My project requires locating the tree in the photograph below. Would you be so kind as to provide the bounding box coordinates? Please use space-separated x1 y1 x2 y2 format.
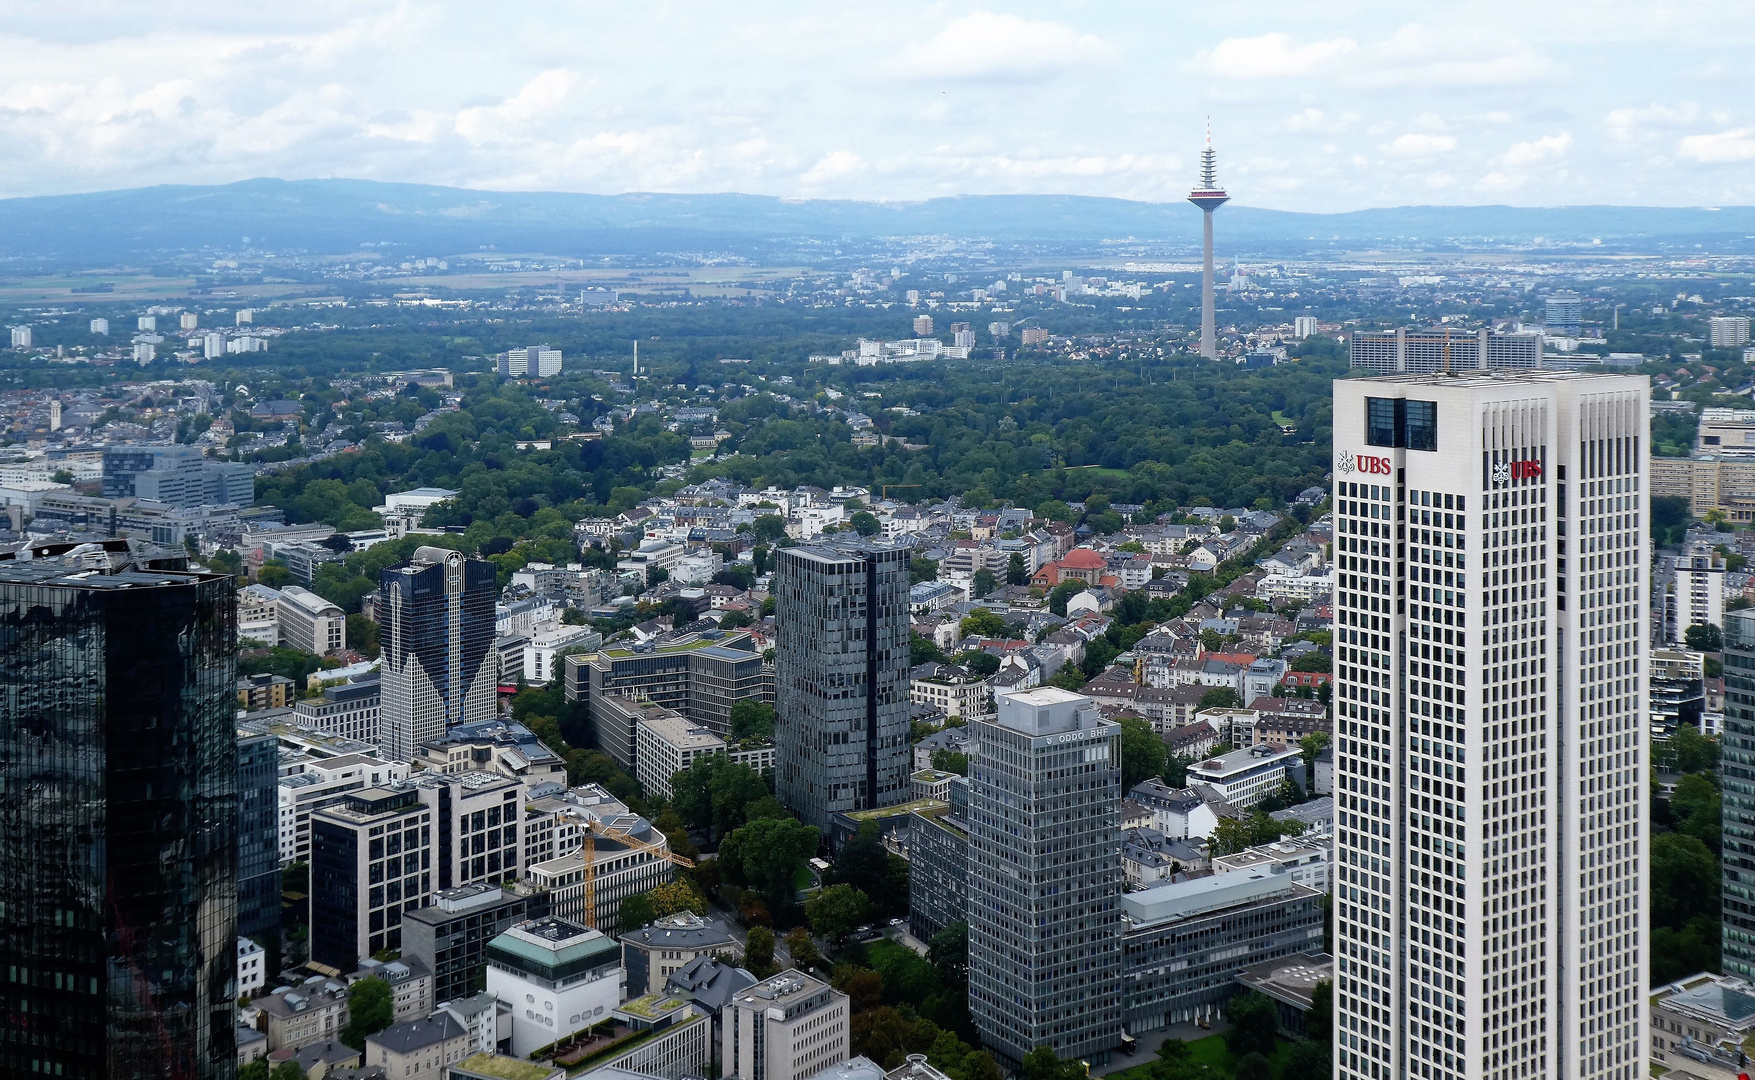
929 923 968 988
719 815 820 912
618 892 658 934
270 1063 306 1080
339 976 393 1050
1047 580 1082 617
1116 715 1167 790
954 650 1000 677
1672 772 1723 853
959 608 1007 640
1289 652 1331 673
931 749 969 776
1671 722 1720 775
745 925 778 977
1232 1053 1273 1080
972 568 998 598
730 699 777 742
806 883 874 944
240 1063 270 1080
1305 979 1332 1043
646 878 709 918
784 926 822 972
1048 661 1085 690
911 556 939 584
1298 731 1331 770
1021 1046 1086 1080
672 755 771 842
753 514 788 543
1208 816 1257 858
912 632 948 666
1652 831 1720 935
1223 991 1280 1058
827 821 907 914
1006 552 1029 586
1198 686 1243 711
1685 622 1724 652
257 560 293 587
346 613 380 657
1035 500 1076 524
849 511 881 536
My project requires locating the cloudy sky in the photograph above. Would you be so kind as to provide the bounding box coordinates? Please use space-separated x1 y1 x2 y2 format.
2 1 1751 212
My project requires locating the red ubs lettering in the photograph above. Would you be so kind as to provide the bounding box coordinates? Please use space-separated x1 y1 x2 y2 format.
1511 460 1542 479
1359 455 1392 475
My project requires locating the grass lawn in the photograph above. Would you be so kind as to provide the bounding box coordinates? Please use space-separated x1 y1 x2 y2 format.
1106 1034 1295 1080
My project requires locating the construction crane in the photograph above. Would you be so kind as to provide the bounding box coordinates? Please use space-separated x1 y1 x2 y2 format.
562 813 695 931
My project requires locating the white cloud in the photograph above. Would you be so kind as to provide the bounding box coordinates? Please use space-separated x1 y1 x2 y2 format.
1386 133 1456 158
801 150 865 185
897 12 1113 82
1497 132 1572 166
1196 33 1355 79
1679 128 1755 163
1344 25 1553 89
454 69 575 145
1607 102 1700 142
1281 108 1358 134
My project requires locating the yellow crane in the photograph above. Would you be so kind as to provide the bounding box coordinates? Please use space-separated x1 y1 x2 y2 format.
563 813 695 931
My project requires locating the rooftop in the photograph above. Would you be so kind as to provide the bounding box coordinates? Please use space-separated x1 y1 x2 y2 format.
1121 868 1317 929
450 1053 561 1080
1233 952 1335 1012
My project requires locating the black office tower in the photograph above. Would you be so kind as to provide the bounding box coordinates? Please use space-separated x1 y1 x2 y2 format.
379 546 497 762
238 729 283 948
0 550 238 1079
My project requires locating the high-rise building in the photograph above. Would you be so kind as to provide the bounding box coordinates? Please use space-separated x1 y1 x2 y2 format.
772 540 913 833
1711 316 1753 349
90 317 109 335
913 314 934 337
1330 370 1649 1080
497 345 562 378
967 687 1122 1066
379 547 496 762
1187 125 1229 359
309 786 435 972
102 444 255 508
239 728 284 946
1721 610 1755 977
1665 540 1725 644
1294 315 1319 339
1350 328 1544 374
0 543 238 1079
1546 290 1584 337
9 325 31 349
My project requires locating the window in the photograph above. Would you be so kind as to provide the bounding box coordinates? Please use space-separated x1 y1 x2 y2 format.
1365 397 1438 451
1366 398 1398 448
1404 400 1437 451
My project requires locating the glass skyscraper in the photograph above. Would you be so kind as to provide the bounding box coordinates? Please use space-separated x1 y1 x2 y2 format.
379 546 496 762
772 539 912 833
1722 609 1755 976
0 549 238 1079
238 728 283 947
966 687 1121 1067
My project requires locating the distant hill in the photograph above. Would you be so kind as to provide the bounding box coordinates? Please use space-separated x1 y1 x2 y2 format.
1 178 1752 265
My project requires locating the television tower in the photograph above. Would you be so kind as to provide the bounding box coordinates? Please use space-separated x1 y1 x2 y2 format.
1187 122 1229 359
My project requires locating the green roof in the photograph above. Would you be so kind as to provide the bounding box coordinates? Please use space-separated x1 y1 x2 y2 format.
452 1054 559 1080
616 993 692 1021
845 797 946 822
601 635 725 659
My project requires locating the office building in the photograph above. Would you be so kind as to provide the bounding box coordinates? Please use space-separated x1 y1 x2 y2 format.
277 748 409 864
1650 455 1755 522
1546 290 1583 337
379 547 497 762
309 787 436 972
1120 870 1326 1032
525 815 676 933
1721 611 1755 977
1349 328 1544 374
0 547 238 1079
1666 540 1725 644
102 444 255 508
724 971 851 1080
497 345 563 378
1649 972 1755 1072
486 917 623 1059
1186 744 1303 809
635 706 730 801
908 799 969 944
294 674 384 747
967 687 1122 1066
279 584 348 653
414 716 568 784
773 540 913 832
239 581 283 645
1696 407 1755 457
566 633 771 771
403 884 531 1006
1711 316 1752 349
621 911 740 996
605 995 713 1078
239 728 284 945
1331 370 1649 1080
406 770 526 891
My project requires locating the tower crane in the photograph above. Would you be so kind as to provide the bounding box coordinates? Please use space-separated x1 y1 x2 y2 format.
553 810 695 931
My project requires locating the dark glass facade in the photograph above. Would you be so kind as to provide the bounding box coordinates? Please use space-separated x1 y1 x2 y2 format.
1723 609 1755 976
238 730 282 946
379 548 496 761
0 562 237 1080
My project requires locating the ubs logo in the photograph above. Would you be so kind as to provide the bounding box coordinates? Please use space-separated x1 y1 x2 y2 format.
1493 459 1542 484
1345 453 1392 475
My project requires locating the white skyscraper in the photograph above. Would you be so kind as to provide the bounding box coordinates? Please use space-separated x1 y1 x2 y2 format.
1330 370 1649 1080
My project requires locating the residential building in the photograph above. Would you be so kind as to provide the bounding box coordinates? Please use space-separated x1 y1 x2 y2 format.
403 884 531 1006
526 621 600 685
1711 316 1753 349
0 550 238 1080
257 976 351 1052
239 729 284 944
1651 648 1708 741
239 937 267 996
435 992 503 1056
636 707 730 801
486 917 623 1059
773 540 914 832
1127 777 1234 840
1331 371 1649 1080
349 956 435 1024
379 547 497 762
279 584 348 653
908 663 992 719
309 787 436 972
724 970 851 1080
665 955 757 1069
1120 870 1326 1032
365 1011 472 1080
294 674 384 747
239 581 284 645
1667 541 1725 644
968 687 1122 1066
498 345 563 378
1186 744 1302 809
1348 328 1543 374
239 671 295 710
621 912 740 996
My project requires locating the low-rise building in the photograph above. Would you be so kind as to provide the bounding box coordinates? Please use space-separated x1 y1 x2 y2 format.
258 976 351 1052
605 994 713 1078
403 884 533 1006
1120 870 1326 1032
1232 952 1335 1039
665 955 758 1065
1649 972 1755 1074
1127 777 1237 840
724 970 851 1080
279 584 347 654
621 911 741 997
1186 744 1303 809
348 956 434 1025
238 937 267 997
486 917 624 1059
908 664 992 720
635 708 729 802
1211 835 1331 891
239 582 283 646
238 672 294 711
294 674 383 747
364 1011 471 1080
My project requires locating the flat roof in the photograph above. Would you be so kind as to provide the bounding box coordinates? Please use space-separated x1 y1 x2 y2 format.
1122 869 1315 928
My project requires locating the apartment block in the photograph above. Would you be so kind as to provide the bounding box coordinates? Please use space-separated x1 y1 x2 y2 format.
724 970 851 1080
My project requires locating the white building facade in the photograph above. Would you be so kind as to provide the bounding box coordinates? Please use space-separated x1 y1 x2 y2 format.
1331 371 1648 1080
